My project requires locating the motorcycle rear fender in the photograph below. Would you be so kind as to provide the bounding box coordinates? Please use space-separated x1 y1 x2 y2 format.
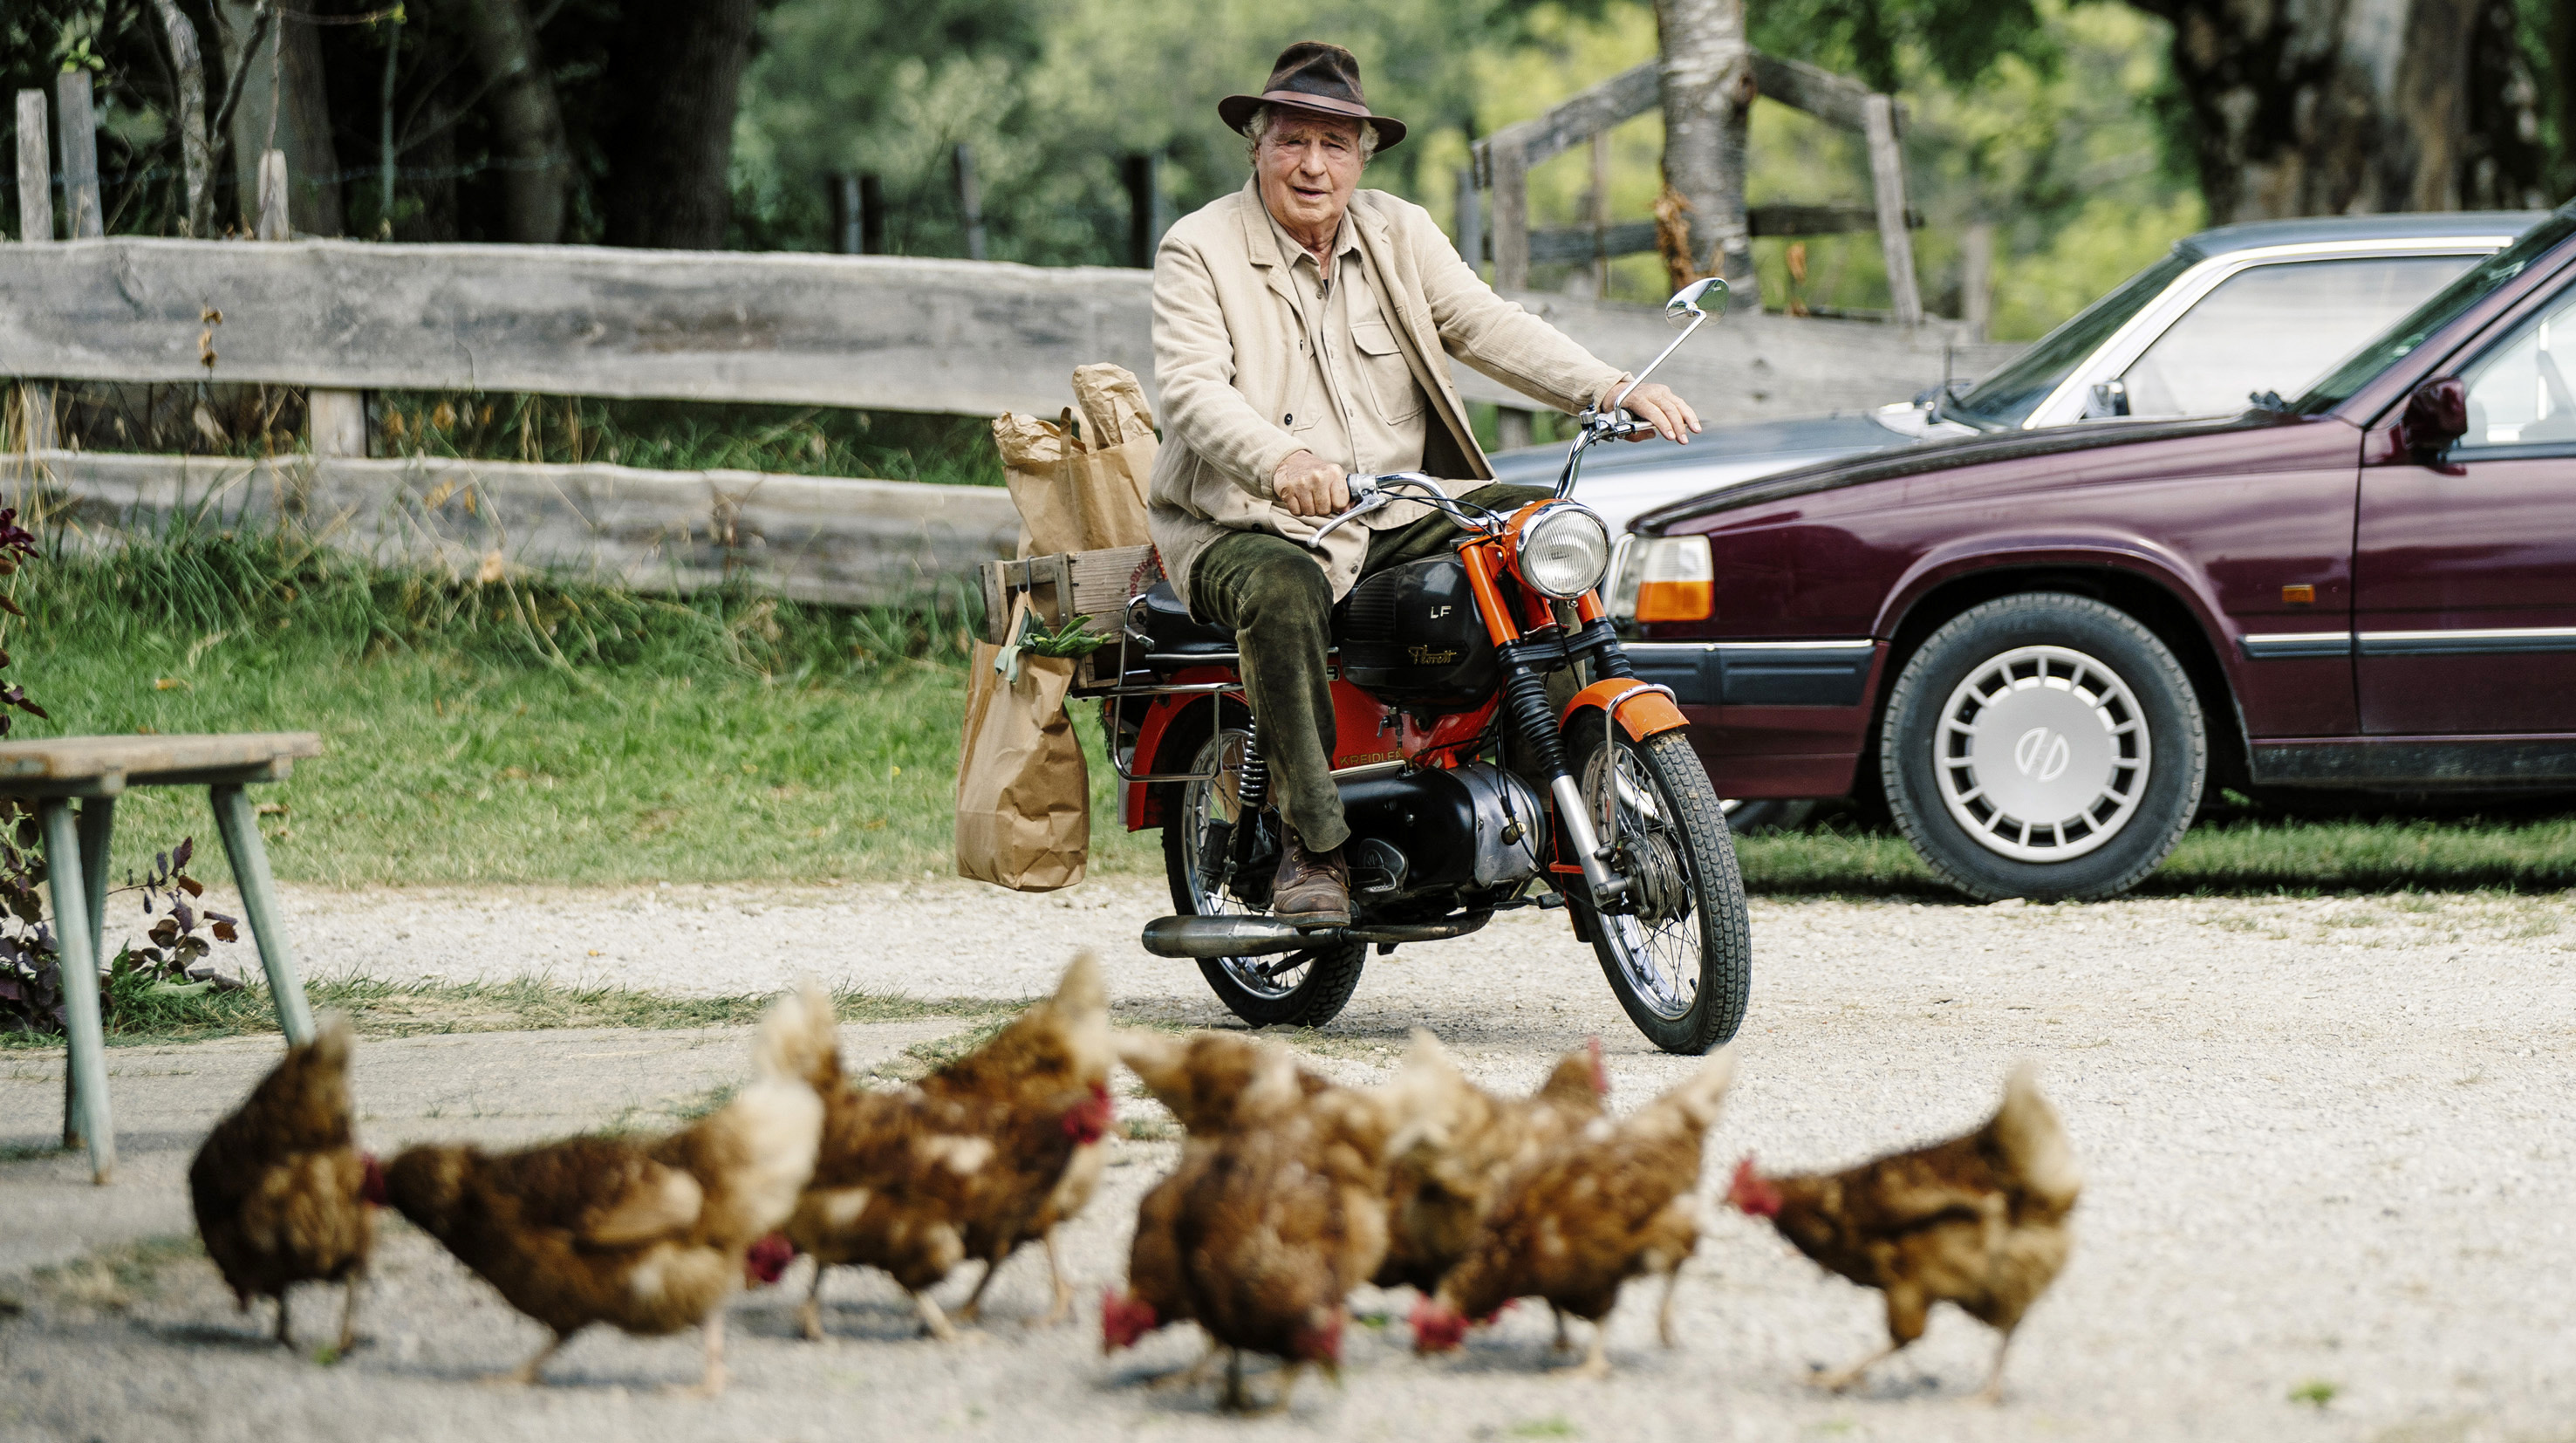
1561 679 1687 742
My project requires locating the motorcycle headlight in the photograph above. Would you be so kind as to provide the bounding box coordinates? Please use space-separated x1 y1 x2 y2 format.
1516 503 1613 600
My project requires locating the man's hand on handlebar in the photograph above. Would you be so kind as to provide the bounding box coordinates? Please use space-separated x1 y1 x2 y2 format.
1274 450 1351 517
1609 380 1703 444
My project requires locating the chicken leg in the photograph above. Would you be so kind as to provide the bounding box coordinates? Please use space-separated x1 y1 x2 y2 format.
798 1263 830 1342
1219 1349 1250 1412
663 1312 728 1399
1035 1230 1076 1327
1974 1330 2017 1405
1550 1304 1572 1354
336 1275 365 1352
1657 1264 1683 1349
272 1292 294 1347
953 1259 1000 1324
1568 1316 1612 1380
912 1288 961 1343
483 1332 564 1387
1809 1340 1904 1394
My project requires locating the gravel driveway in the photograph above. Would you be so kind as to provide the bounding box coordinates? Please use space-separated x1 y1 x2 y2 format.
3 879 2571 1443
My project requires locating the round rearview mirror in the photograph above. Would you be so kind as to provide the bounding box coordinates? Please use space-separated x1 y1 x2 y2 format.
1666 277 1726 328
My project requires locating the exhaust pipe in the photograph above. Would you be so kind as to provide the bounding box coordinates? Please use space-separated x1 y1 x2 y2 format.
1140 912 1494 960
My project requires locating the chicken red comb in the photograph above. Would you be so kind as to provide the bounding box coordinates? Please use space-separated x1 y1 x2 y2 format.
359 1152 388 1208
1725 1155 1782 1217
1100 1288 1158 1353
743 1233 799 1287
1586 1036 1609 1097
1409 1296 1469 1354
1064 1080 1116 1146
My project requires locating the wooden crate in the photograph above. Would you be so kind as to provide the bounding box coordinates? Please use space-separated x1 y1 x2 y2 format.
979 544 1164 644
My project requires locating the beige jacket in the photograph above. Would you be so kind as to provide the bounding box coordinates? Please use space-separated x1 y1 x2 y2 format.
1148 181 1627 608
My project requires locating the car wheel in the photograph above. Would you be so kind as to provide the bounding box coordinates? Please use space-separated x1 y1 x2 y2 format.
1880 593 2206 901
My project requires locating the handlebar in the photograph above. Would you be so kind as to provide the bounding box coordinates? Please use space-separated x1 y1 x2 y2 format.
1309 472 1507 543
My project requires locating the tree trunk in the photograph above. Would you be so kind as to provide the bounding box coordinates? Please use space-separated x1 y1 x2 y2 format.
598 0 761 249
455 0 569 243
2141 0 2548 222
215 0 345 236
1653 0 1758 307
147 0 215 236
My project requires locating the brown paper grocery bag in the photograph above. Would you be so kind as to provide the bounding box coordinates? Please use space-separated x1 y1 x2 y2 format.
954 622 1090 892
1068 364 1158 548
990 409 1085 557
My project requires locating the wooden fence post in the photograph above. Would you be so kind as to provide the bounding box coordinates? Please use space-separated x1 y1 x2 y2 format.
1453 165 1482 275
249 149 366 458
1589 131 1611 297
256 149 290 242
830 172 862 256
1862 94 1923 327
55 72 101 241
858 173 884 255
17 90 59 452
1961 221 1992 342
12 91 46 243
954 143 986 263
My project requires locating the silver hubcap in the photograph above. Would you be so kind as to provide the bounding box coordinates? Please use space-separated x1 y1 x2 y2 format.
1582 739 1700 1020
1933 644 2149 862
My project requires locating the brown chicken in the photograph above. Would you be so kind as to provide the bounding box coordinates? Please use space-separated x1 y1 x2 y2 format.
1104 1041 1409 1412
1375 1031 1609 1294
385 987 826 1393
189 1013 382 1351
1412 1049 1735 1377
783 953 1114 1338
1725 1063 2081 1403
1112 1028 1329 1136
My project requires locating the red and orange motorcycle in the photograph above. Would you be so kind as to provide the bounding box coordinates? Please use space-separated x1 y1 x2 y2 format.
1110 277 1747 1055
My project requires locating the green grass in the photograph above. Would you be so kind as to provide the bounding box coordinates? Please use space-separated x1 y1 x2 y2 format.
11 523 2575 900
1734 809 2576 899
0 975 1022 1051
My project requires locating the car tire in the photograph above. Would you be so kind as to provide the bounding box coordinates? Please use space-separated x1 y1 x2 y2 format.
1880 593 2206 901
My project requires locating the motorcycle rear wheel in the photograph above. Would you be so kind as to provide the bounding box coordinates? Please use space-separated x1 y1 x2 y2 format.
1565 721 1752 1054
1158 727 1365 1030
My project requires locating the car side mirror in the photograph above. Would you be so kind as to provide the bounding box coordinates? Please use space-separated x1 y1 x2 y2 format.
2084 380 2129 420
2396 377 2468 462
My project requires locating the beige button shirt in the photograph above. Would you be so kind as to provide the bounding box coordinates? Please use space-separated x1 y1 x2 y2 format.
1263 209 1431 479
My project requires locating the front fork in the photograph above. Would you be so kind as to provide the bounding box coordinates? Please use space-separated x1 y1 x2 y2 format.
1502 619 1632 906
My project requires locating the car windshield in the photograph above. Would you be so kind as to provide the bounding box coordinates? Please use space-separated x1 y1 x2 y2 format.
2297 209 2576 414
1945 250 2196 429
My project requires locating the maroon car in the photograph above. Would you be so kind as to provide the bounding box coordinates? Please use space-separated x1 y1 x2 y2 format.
1620 202 2576 900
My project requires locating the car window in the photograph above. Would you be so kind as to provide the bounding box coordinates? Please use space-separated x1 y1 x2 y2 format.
2299 208 2576 413
2457 284 2576 451
2116 256 2477 419
1946 251 2196 429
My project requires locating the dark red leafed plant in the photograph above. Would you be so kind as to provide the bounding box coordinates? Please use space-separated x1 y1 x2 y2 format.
0 509 238 1037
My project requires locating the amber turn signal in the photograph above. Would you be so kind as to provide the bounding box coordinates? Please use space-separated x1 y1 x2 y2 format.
1633 536 1716 623
2281 584 2316 605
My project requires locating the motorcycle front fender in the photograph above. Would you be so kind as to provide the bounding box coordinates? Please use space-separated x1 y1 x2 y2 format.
1560 679 1687 743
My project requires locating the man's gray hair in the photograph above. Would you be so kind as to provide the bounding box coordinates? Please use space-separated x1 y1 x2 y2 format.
1245 103 1378 166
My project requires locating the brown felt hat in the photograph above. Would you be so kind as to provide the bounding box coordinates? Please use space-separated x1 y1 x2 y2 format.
1220 41 1406 152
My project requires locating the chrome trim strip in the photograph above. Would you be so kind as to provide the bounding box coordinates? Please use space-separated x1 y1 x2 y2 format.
1329 760 1406 781
1623 639 1876 655
2239 630 2354 660
2356 626 2576 657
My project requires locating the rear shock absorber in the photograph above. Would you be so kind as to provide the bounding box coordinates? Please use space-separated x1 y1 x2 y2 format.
1217 724 1266 880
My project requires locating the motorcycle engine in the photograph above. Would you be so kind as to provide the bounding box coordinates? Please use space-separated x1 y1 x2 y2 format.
1337 762 1546 900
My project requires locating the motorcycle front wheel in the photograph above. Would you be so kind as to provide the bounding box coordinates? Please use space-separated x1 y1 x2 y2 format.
1157 726 1366 1030
1564 719 1752 1054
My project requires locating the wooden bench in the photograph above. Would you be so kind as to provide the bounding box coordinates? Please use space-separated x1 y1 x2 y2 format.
0 733 324 1184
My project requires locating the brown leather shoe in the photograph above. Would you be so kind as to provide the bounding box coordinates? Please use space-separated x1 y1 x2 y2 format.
1272 832 1352 929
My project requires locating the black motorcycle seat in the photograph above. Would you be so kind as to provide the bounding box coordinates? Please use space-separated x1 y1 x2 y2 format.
1137 581 1237 655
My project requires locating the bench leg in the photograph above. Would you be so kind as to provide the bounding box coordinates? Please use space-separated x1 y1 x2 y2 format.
209 784 314 1045
62 798 114 1150
42 799 115 1185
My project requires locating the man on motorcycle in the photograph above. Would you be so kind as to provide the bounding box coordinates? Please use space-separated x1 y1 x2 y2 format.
1147 40 1704 928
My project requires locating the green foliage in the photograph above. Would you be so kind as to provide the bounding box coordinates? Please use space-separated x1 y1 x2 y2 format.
1748 0 2053 94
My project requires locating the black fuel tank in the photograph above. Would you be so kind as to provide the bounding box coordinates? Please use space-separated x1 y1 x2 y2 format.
1335 557 1498 709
